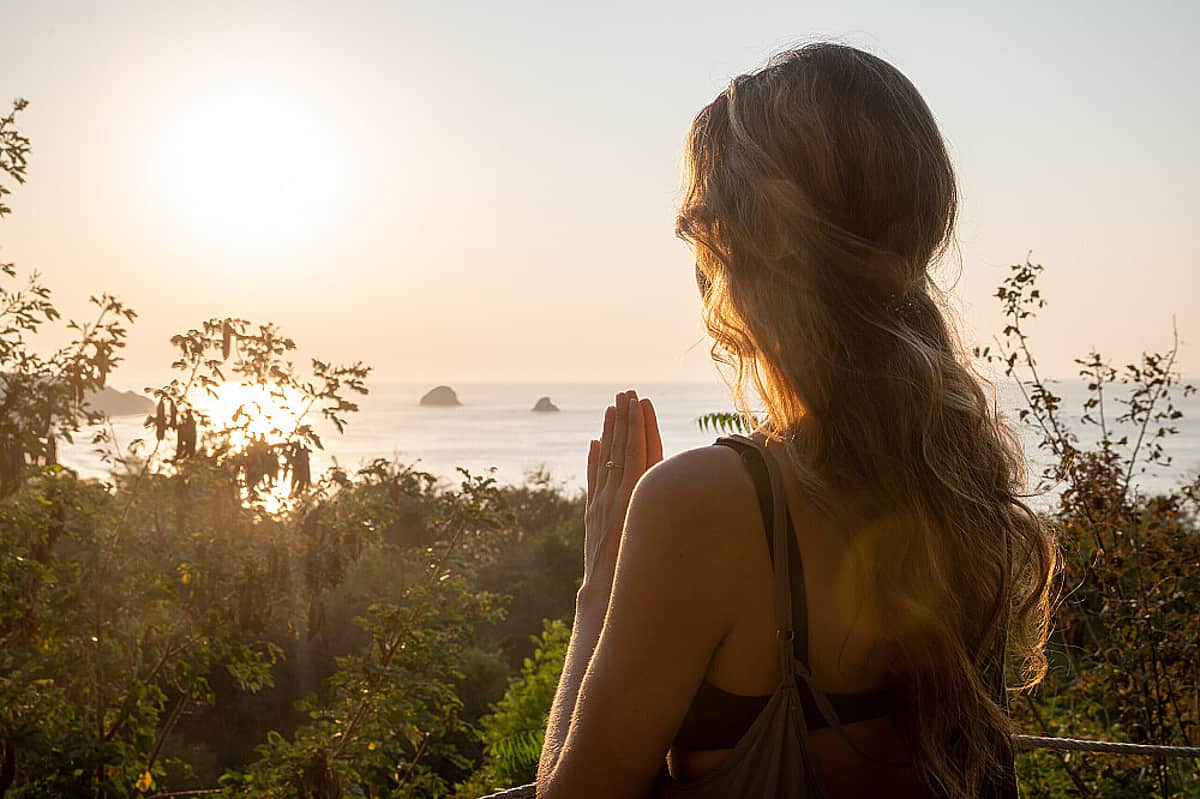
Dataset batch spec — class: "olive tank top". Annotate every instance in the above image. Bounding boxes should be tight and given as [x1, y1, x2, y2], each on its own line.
[652, 434, 1020, 799]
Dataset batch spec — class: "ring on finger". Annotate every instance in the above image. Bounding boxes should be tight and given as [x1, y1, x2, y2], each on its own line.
[604, 461, 623, 470]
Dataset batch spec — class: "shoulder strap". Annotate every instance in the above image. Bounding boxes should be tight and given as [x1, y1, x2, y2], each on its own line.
[716, 436, 913, 773]
[713, 435, 776, 557]
[715, 435, 801, 682]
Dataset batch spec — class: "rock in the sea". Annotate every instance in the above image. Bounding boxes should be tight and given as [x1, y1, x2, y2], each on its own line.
[419, 385, 462, 407]
[84, 387, 156, 416]
[531, 396, 559, 412]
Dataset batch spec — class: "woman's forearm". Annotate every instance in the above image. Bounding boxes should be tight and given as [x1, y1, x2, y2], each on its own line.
[540, 393, 659, 791]
[537, 586, 609, 786]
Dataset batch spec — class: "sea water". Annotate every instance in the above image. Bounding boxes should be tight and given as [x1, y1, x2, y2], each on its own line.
[59, 379, 1200, 504]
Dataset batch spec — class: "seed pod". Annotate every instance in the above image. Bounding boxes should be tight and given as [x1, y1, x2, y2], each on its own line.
[244, 437, 274, 489]
[174, 410, 195, 458]
[155, 399, 166, 441]
[291, 445, 311, 494]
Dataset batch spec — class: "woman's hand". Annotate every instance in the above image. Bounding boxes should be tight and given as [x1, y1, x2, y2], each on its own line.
[581, 390, 663, 601]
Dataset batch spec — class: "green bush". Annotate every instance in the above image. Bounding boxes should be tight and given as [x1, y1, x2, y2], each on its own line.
[456, 619, 570, 797]
[989, 261, 1200, 798]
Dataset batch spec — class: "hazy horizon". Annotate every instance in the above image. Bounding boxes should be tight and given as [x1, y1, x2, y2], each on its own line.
[3, 1, 1197, 385]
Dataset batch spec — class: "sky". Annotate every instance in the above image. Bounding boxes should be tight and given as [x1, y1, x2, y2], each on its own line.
[1, 0, 1197, 387]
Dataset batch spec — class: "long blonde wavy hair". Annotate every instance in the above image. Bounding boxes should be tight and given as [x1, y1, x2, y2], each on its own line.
[676, 43, 1057, 798]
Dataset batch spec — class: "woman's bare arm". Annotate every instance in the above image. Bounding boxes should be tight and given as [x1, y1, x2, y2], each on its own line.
[537, 435, 753, 799]
[540, 390, 657, 778]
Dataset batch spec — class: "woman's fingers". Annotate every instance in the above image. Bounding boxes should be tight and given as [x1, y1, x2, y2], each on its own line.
[594, 389, 656, 499]
[586, 438, 600, 502]
[641, 398, 663, 466]
[608, 390, 632, 484]
[621, 396, 647, 492]
[594, 403, 617, 495]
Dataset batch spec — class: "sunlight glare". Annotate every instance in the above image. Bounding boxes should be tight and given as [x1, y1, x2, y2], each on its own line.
[151, 83, 342, 256]
[194, 381, 311, 512]
[198, 382, 305, 448]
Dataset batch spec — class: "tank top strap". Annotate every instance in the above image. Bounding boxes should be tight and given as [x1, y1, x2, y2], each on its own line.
[714, 436, 915, 777]
[714, 435, 802, 681]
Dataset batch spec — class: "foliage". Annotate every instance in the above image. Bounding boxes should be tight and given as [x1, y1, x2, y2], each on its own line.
[0, 465, 286, 797]
[1, 319, 527, 799]
[3, 102, 141, 499]
[455, 619, 570, 797]
[217, 465, 513, 798]
[1, 103, 551, 798]
[0, 276, 380, 797]
[981, 259, 1199, 798]
[468, 471, 582, 668]
[696, 410, 752, 435]
[141, 316, 369, 507]
[0, 104, 137, 499]
[0, 98, 30, 219]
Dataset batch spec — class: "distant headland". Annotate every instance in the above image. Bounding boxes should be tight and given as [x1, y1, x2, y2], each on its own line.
[85, 387, 155, 416]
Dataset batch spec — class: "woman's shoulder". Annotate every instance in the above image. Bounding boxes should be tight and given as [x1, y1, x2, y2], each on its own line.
[638, 441, 752, 501]
[628, 442, 765, 554]
[616, 443, 771, 632]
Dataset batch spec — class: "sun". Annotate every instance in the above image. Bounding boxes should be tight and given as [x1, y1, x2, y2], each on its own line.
[149, 82, 342, 256]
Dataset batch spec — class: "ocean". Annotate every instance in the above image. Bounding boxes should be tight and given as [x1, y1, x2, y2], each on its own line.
[59, 379, 1200, 505]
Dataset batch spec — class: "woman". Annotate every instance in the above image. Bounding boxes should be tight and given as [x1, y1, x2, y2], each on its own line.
[536, 43, 1056, 798]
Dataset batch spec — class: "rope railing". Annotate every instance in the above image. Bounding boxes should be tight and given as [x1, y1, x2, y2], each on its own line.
[475, 734, 1200, 799]
[1011, 734, 1200, 758]
[477, 786, 537, 799]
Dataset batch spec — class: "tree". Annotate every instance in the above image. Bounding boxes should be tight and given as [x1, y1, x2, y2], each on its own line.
[1, 98, 136, 499]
